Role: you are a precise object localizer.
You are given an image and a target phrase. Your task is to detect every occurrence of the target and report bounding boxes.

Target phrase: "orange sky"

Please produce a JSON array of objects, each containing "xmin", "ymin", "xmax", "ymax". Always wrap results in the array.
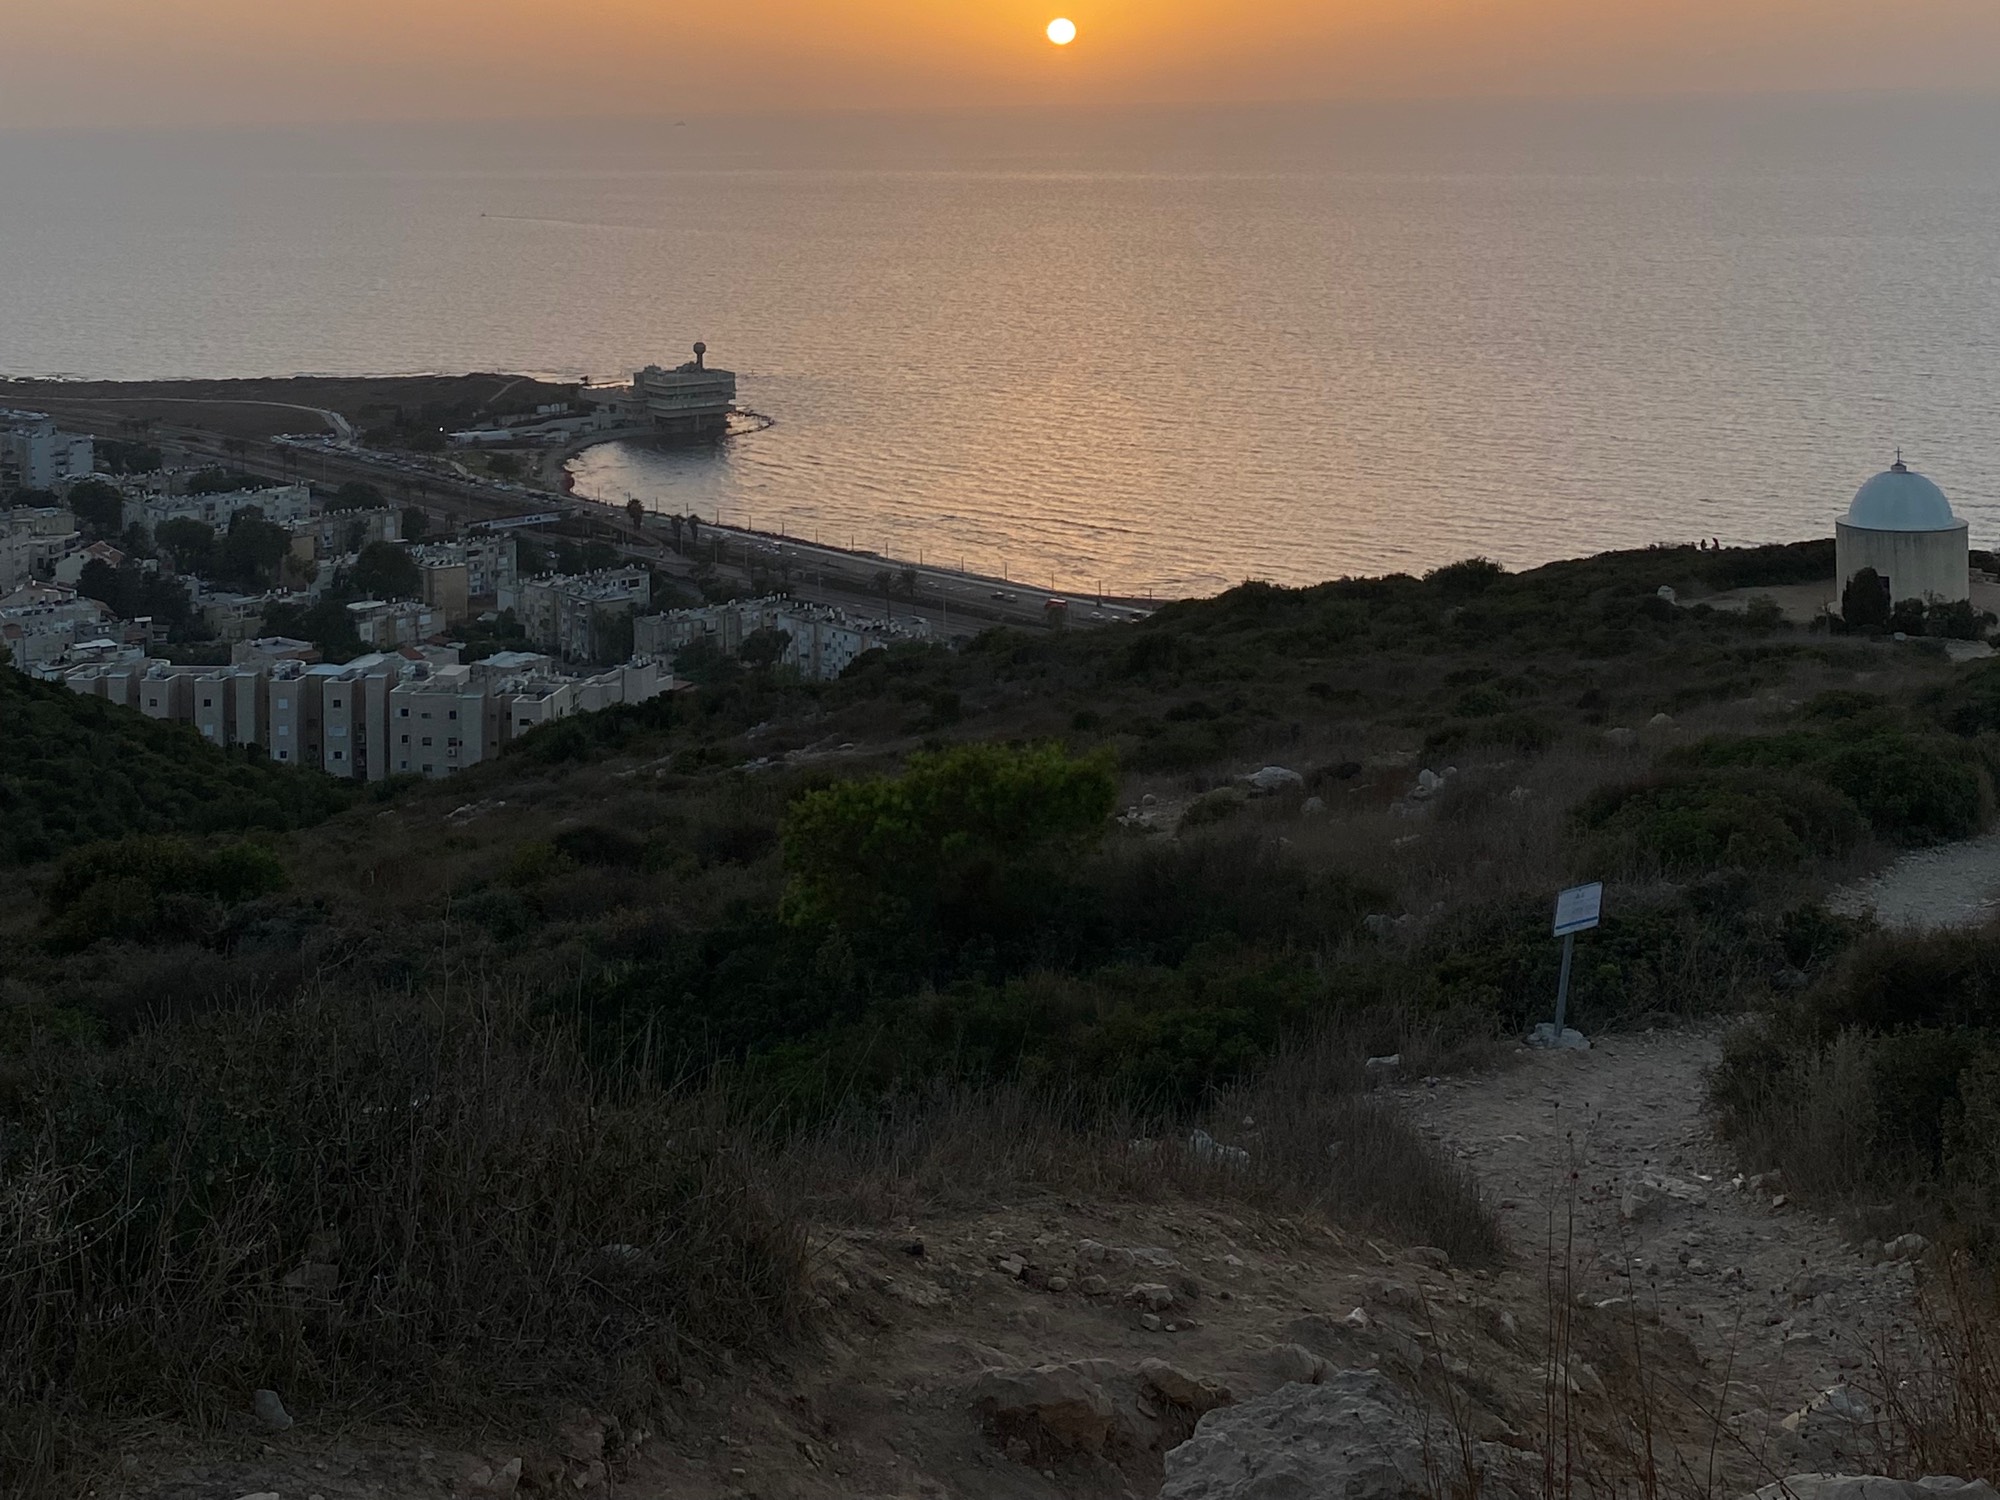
[{"xmin": 5, "ymin": 0, "xmax": 1999, "ymax": 128}]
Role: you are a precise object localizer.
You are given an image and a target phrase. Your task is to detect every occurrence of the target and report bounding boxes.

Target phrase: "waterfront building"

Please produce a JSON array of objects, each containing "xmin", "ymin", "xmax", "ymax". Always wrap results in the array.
[
  {"xmin": 1835, "ymin": 456, "xmax": 1970, "ymax": 614},
  {"xmin": 577, "ymin": 344, "xmax": 736, "ymax": 442}
]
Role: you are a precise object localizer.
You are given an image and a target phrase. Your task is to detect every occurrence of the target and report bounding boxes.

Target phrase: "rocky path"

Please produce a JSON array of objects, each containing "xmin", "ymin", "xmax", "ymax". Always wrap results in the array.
[
  {"xmin": 1828, "ymin": 832, "xmax": 2000, "ymax": 930},
  {"xmin": 1400, "ymin": 1029, "xmax": 1922, "ymax": 1469}
]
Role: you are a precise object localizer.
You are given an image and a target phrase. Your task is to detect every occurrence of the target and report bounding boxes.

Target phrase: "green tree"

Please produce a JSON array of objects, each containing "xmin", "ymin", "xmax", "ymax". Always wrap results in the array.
[
  {"xmin": 97, "ymin": 440, "xmax": 162, "ymax": 475},
  {"xmin": 346, "ymin": 540, "xmax": 421, "ymax": 600},
  {"xmin": 487, "ymin": 453, "xmax": 521, "ymax": 479},
  {"xmin": 781, "ymin": 743, "xmax": 1119, "ymax": 970},
  {"xmin": 154, "ymin": 517, "xmax": 216, "ymax": 576},
  {"xmin": 740, "ymin": 626, "xmax": 791, "ymax": 669},
  {"xmin": 5, "ymin": 487, "xmax": 60, "ymax": 509},
  {"xmin": 1842, "ymin": 568, "xmax": 1891, "ymax": 632},
  {"xmin": 77, "ymin": 561, "xmax": 200, "ymax": 639},
  {"xmin": 262, "ymin": 596, "xmax": 364, "ymax": 661},
  {"xmin": 216, "ymin": 507, "xmax": 293, "ymax": 591},
  {"xmin": 593, "ymin": 606, "xmax": 636, "ymax": 667},
  {"xmin": 66, "ymin": 479, "xmax": 124, "ymax": 538},
  {"xmin": 401, "ymin": 505, "xmax": 430, "ymax": 543}
]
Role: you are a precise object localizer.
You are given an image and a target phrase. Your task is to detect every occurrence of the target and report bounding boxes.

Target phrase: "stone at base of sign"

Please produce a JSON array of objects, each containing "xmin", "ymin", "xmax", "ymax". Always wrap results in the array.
[{"xmin": 1526, "ymin": 1023, "xmax": 1590, "ymax": 1051}]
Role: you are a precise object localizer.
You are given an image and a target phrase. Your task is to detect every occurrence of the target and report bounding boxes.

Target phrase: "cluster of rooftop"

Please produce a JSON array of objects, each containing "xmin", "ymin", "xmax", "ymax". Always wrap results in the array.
[
  {"xmin": 634, "ymin": 595, "xmax": 931, "ymax": 681},
  {"xmin": 46, "ymin": 637, "xmax": 675, "ymax": 780}
]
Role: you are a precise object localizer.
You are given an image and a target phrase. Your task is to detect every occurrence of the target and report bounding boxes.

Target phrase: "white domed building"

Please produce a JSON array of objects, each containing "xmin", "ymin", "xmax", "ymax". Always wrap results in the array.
[{"xmin": 1835, "ymin": 456, "xmax": 1968, "ymax": 616}]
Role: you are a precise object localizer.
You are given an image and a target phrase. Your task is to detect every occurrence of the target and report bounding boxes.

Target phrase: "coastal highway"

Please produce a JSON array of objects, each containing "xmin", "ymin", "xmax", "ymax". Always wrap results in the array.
[{"xmin": 42, "ymin": 401, "xmax": 1152, "ymax": 637}]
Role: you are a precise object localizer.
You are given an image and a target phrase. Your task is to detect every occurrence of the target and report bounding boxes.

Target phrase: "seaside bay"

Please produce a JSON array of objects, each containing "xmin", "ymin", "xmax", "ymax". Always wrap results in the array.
[{"xmin": 5, "ymin": 98, "xmax": 2000, "ymax": 596}]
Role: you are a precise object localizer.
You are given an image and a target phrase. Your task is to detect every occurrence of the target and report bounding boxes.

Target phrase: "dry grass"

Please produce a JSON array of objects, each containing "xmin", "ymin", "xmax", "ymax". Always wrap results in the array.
[
  {"xmin": 782, "ymin": 1031, "xmax": 1504, "ymax": 1267},
  {"xmin": 0, "ymin": 987, "xmax": 810, "ymax": 1495},
  {"xmin": 0, "ymin": 980, "xmax": 1505, "ymax": 1497},
  {"xmin": 1877, "ymin": 1251, "xmax": 2000, "ymax": 1480}
]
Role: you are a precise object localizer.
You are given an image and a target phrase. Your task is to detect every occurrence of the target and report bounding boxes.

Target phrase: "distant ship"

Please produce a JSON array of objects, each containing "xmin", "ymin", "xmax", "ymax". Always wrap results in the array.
[{"xmin": 580, "ymin": 343, "xmax": 738, "ymax": 445}]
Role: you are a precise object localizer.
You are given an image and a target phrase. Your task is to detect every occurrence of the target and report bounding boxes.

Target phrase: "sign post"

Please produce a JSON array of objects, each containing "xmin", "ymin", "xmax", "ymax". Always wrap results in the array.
[{"xmin": 1536, "ymin": 882, "xmax": 1603, "ymax": 1049}]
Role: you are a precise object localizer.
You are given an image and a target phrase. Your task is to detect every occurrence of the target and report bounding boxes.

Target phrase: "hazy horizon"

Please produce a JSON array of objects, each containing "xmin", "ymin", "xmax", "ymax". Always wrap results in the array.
[{"xmin": 7, "ymin": 0, "xmax": 2000, "ymax": 130}]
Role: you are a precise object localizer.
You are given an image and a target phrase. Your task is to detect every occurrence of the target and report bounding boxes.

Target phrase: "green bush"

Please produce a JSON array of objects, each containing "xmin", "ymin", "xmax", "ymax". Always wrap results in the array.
[
  {"xmin": 0, "ymin": 668, "xmax": 350, "ymax": 866},
  {"xmin": 40, "ymin": 836, "xmax": 289, "ymax": 952},
  {"xmin": 1671, "ymin": 718, "xmax": 1990, "ymax": 844},
  {"xmin": 781, "ymin": 742, "xmax": 1118, "ymax": 972},
  {"xmin": 1576, "ymin": 769, "xmax": 1866, "ymax": 873}
]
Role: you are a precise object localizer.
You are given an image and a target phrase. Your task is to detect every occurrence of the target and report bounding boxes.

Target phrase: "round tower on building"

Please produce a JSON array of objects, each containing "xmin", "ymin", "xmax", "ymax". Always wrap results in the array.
[{"xmin": 1835, "ymin": 456, "xmax": 1968, "ymax": 616}]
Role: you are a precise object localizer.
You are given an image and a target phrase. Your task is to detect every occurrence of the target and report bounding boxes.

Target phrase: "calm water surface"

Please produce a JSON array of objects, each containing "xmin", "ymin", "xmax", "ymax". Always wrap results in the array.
[{"xmin": 4, "ymin": 99, "xmax": 1999, "ymax": 595}]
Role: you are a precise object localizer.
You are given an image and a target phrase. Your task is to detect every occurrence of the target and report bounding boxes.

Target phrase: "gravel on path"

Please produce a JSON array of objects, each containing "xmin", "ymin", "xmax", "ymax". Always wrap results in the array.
[
  {"xmin": 1399, "ymin": 1030, "xmax": 1921, "ymax": 1461},
  {"xmin": 1828, "ymin": 832, "xmax": 2000, "ymax": 930}
]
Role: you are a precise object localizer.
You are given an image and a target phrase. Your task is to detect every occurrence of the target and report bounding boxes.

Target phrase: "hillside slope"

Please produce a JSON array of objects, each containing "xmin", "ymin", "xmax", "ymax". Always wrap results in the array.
[{"xmin": 0, "ymin": 666, "xmax": 352, "ymax": 865}]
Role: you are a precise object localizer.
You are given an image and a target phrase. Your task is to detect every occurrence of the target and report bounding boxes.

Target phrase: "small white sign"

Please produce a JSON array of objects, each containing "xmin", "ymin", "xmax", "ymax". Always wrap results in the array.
[{"xmin": 1553, "ymin": 882, "xmax": 1604, "ymax": 937}]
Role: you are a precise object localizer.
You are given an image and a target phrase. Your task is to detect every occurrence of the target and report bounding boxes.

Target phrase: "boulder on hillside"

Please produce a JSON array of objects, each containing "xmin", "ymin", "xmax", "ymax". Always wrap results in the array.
[
  {"xmin": 970, "ymin": 1363, "xmax": 1120, "ymax": 1457},
  {"xmin": 1161, "ymin": 1368, "xmax": 1529, "ymax": 1500},
  {"xmin": 1752, "ymin": 1478, "xmax": 2000, "ymax": 1500},
  {"xmin": 1240, "ymin": 766, "xmax": 1305, "ymax": 796}
]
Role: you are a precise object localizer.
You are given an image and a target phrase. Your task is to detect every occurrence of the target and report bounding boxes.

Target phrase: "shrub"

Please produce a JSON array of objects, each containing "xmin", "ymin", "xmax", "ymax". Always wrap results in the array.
[
  {"xmin": 1179, "ymin": 785, "xmax": 1249, "ymax": 829},
  {"xmin": 1842, "ymin": 567, "xmax": 1891, "ymax": 631},
  {"xmin": 1575, "ymin": 769, "xmax": 1866, "ymax": 873},
  {"xmin": 40, "ymin": 836, "xmax": 288, "ymax": 952},
  {"xmin": 1424, "ymin": 557, "xmax": 1505, "ymax": 598},
  {"xmin": 781, "ymin": 743, "xmax": 1117, "ymax": 956},
  {"xmin": 0, "ymin": 669, "xmax": 350, "ymax": 866},
  {"xmin": 1673, "ymin": 720, "xmax": 1990, "ymax": 844}
]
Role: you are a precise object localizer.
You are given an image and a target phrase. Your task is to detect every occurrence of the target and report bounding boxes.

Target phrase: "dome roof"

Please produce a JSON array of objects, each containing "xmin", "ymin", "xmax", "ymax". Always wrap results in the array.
[{"xmin": 1845, "ymin": 459, "xmax": 1958, "ymax": 532}]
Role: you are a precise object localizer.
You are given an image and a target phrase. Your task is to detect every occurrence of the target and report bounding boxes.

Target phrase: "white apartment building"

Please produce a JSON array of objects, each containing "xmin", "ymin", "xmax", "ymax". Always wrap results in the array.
[
  {"xmin": 291, "ymin": 506, "xmax": 401, "ymax": 564},
  {"xmin": 632, "ymin": 596, "xmax": 929, "ymax": 681},
  {"xmin": 504, "ymin": 568, "xmax": 652, "ymax": 662},
  {"xmin": 1, "ymin": 506, "xmax": 80, "ymax": 590},
  {"xmin": 265, "ymin": 660, "xmax": 311, "ymax": 766},
  {"xmin": 389, "ymin": 663, "xmax": 487, "ymax": 778},
  {"xmin": 411, "ymin": 535, "xmax": 516, "ymax": 600},
  {"xmin": 346, "ymin": 598, "xmax": 439, "ymax": 650},
  {"xmin": 0, "ymin": 583, "xmax": 112, "ymax": 668},
  {"xmin": 137, "ymin": 663, "xmax": 193, "ymax": 723},
  {"xmin": 634, "ymin": 596, "xmax": 789, "ymax": 659},
  {"xmin": 137, "ymin": 483, "xmax": 313, "ymax": 538},
  {"xmin": 1, "ymin": 410, "xmax": 93, "ymax": 492},
  {"xmin": 43, "ymin": 642, "xmax": 673, "ymax": 781}
]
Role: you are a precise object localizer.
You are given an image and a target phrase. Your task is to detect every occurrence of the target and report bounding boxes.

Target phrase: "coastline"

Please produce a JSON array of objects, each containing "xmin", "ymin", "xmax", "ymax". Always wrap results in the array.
[{"xmin": 5, "ymin": 371, "xmax": 1159, "ymax": 632}]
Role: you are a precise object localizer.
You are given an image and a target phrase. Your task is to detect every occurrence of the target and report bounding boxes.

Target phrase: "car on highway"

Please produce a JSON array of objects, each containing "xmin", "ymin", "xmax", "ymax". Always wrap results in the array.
[{"xmin": 990, "ymin": 590, "xmax": 1019, "ymax": 603}]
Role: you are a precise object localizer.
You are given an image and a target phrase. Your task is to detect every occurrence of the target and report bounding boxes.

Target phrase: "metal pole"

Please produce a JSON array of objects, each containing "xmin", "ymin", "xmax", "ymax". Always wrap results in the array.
[{"xmin": 1554, "ymin": 931, "xmax": 1576, "ymax": 1034}]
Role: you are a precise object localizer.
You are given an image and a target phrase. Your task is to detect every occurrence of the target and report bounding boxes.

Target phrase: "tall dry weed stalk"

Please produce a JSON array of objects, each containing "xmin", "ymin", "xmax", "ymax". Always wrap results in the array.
[
  {"xmin": 1877, "ymin": 1250, "xmax": 2000, "ymax": 1479},
  {"xmin": 0, "ymin": 987, "xmax": 810, "ymax": 1496}
]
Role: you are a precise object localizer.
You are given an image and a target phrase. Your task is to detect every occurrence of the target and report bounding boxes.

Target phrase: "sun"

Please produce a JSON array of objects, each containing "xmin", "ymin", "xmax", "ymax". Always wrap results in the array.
[{"xmin": 1046, "ymin": 17, "xmax": 1077, "ymax": 45}]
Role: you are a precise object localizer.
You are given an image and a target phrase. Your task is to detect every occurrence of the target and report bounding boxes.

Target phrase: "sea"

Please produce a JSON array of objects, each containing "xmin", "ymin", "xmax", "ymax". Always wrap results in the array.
[{"xmin": 4, "ymin": 96, "xmax": 2000, "ymax": 597}]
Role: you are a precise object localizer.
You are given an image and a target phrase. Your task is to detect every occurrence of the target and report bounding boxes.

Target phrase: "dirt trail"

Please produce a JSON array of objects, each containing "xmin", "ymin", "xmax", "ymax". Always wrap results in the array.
[
  {"xmin": 1401, "ymin": 1029, "xmax": 1921, "ymax": 1455},
  {"xmin": 1828, "ymin": 832, "xmax": 2000, "ymax": 930},
  {"xmin": 101, "ymin": 1031, "xmax": 1932, "ymax": 1500}
]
